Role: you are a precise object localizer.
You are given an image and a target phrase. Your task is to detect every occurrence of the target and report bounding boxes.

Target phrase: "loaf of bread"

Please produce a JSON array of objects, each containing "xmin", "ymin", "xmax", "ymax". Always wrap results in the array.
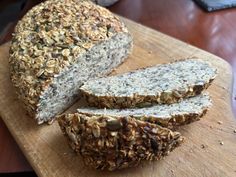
[
  {"xmin": 9, "ymin": 0, "xmax": 133, "ymax": 124},
  {"xmin": 80, "ymin": 59, "xmax": 217, "ymax": 108},
  {"xmin": 58, "ymin": 113, "xmax": 183, "ymax": 170},
  {"xmin": 77, "ymin": 93, "xmax": 211, "ymax": 129}
]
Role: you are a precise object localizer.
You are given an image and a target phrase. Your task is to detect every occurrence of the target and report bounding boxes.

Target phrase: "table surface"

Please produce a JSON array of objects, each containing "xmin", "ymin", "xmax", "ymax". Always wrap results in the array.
[{"xmin": 0, "ymin": 0, "xmax": 236, "ymax": 174}]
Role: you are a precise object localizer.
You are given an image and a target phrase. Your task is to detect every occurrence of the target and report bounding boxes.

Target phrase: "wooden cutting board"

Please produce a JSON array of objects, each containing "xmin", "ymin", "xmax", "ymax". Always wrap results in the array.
[{"xmin": 0, "ymin": 17, "xmax": 236, "ymax": 177}]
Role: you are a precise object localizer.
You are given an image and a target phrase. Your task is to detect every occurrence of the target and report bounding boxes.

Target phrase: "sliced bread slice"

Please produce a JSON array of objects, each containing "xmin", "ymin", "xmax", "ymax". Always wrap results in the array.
[
  {"xmin": 80, "ymin": 59, "xmax": 217, "ymax": 108},
  {"xmin": 77, "ymin": 93, "xmax": 212, "ymax": 129},
  {"xmin": 58, "ymin": 113, "xmax": 183, "ymax": 171}
]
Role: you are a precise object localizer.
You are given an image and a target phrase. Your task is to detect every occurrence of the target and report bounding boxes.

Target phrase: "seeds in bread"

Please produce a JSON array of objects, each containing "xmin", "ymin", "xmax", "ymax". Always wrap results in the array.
[
  {"xmin": 58, "ymin": 113, "xmax": 184, "ymax": 170},
  {"xmin": 80, "ymin": 59, "xmax": 217, "ymax": 108},
  {"xmin": 9, "ymin": 0, "xmax": 133, "ymax": 124},
  {"xmin": 77, "ymin": 93, "xmax": 212, "ymax": 129}
]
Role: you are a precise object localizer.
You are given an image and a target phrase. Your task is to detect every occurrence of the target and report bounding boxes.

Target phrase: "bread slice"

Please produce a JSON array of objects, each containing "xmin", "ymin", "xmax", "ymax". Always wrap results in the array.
[
  {"xmin": 9, "ymin": 0, "xmax": 133, "ymax": 124},
  {"xmin": 77, "ymin": 93, "xmax": 211, "ymax": 129},
  {"xmin": 80, "ymin": 59, "xmax": 217, "ymax": 108},
  {"xmin": 58, "ymin": 113, "xmax": 184, "ymax": 171}
]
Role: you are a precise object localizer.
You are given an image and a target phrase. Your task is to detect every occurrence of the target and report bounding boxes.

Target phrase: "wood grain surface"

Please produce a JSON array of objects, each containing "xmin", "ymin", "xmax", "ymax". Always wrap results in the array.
[{"xmin": 0, "ymin": 17, "xmax": 236, "ymax": 177}]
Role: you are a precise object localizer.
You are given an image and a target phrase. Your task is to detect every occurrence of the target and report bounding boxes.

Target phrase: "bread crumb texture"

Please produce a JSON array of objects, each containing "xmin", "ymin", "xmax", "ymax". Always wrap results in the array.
[{"xmin": 9, "ymin": 0, "xmax": 128, "ymax": 114}]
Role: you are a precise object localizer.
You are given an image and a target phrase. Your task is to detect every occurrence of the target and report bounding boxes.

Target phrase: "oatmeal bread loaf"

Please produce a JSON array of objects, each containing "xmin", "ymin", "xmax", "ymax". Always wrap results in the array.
[
  {"xmin": 80, "ymin": 59, "xmax": 217, "ymax": 108},
  {"xmin": 77, "ymin": 93, "xmax": 212, "ymax": 129},
  {"xmin": 9, "ymin": 0, "xmax": 133, "ymax": 124},
  {"xmin": 58, "ymin": 113, "xmax": 183, "ymax": 170},
  {"xmin": 90, "ymin": 0, "xmax": 119, "ymax": 6}
]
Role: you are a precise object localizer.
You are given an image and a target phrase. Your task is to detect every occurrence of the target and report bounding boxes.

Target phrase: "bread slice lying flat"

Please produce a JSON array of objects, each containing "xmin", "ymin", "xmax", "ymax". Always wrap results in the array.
[
  {"xmin": 58, "ymin": 113, "xmax": 183, "ymax": 171},
  {"xmin": 80, "ymin": 59, "xmax": 217, "ymax": 108},
  {"xmin": 9, "ymin": 0, "xmax": 133, "ymax": 124},
  {"xmin": 77, "ymin": 93, "xmax": 211, "ymax": 129}
]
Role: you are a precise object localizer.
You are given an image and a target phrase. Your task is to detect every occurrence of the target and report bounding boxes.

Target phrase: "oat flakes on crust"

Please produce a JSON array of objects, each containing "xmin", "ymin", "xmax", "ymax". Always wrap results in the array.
[
  {"xmin": 9, "ymin": 0, "xmax": 129, "ymax": 119},
  {"xmin": 58, "ymin": 113, "xmax": 184, "ymax": 170}
]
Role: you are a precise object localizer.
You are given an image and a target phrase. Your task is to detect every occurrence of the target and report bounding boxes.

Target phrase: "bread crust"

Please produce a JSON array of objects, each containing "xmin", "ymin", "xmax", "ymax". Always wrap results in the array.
[
  {"xmin": 9, "ymin": 0, "xmax": 131, "ymax": 123},
  {"xmin": 78, "ymin": 109, "xmax": 208, "ymax": 130},
  {"xmin": 58, "ymin": 113, "xmax": 184, "ymax": 170}
]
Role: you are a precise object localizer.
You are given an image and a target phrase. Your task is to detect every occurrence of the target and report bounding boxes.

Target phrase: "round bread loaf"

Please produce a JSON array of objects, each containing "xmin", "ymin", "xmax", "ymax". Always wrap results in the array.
[{"xmin": 9, "ymin": 0, "xmax": 133, "ymax": 124}]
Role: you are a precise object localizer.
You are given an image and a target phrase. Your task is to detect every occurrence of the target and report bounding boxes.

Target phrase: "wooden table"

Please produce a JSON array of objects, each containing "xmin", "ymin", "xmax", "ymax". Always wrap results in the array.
[{"xmin": 0, "ymin": 0, "xmax": 236, "ymax": 174}]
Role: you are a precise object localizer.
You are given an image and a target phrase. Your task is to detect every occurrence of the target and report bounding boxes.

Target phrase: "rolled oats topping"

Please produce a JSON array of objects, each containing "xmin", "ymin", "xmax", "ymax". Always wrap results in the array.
[
  {"xmin": 58, "ymin": 113, "xmax": 184, "ymax": 170},
  {"xmin": 9, "ymin": 0, "xmax": 131, "ymax": 122}
]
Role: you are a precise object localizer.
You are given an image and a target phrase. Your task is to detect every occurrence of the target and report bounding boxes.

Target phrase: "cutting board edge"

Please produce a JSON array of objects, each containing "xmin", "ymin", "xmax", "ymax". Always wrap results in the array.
[{"xmin": 0, "ymin": 111, "xmax": 44, "ymax": 177}]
